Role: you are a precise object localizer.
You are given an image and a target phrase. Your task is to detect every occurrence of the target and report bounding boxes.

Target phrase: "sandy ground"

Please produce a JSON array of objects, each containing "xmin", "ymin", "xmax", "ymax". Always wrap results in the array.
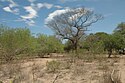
[
  {"xmin": 119, "ymin": 56, "xmax": 125, "ymax": 83},
  {"xmin": 0, "ymin": 54, "xmax": 125, "ymax": 83}
]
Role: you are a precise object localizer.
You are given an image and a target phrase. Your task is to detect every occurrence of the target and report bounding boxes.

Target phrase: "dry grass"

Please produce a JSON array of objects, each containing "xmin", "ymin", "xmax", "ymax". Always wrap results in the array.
[{"xmin": 0, "ymin": 54, "xmax": 123, "ymax": 83}]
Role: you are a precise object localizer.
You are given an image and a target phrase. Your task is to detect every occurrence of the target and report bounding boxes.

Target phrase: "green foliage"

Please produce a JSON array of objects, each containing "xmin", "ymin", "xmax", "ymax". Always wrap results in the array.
[
  {"xmin": 64, "ymin": 40, "xmax": 74, "ymax": 52},
  {"xmin": 113, "ymin": 22, "xmax": 125, "ymax": 50},
  {"xmin": 82, "ymin": 32, "xmax": 108, "ymax": 54},
  {"xmin": 59, "ymin": 22, "xmax": 125, "ymax": 57},
  {"xmin": 103, "ymin": 33, "xmax": 125, "ymax": 57},
  {"xmin": 0, "ymin": 25, "xmax": 34, "ymax": 61},
  {"xmin": 1, "ymin": 22, "xmax": 125, "ymax": 60},
  {"xmin": 46, "ymin": 60, "xmax": 60, "ymax": 73},
  {"xmin": 0, "ymin": 25, "xmax": 64, "ymax": 60},
  {"xmin": 35, "ymin": 34, "xmax": 64, "ymax": 57},
  {"xmin": 103, "ymin": 35, "xmax": 116, "ymax": 50}
]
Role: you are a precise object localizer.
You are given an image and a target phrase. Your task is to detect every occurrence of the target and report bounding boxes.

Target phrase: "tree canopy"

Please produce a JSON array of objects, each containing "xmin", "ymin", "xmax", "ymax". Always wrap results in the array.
[{"xmin": 46, "ymin": 7, "xmax": 103, "ymax": 51}]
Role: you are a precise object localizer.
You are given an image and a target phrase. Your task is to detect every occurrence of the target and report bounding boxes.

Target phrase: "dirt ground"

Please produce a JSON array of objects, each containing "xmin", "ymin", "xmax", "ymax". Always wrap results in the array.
[
  {"xmin": 119, "ymin": 56, "xmax": 125, "ymax": 83},
  {"xmin": 0, "ymin": 54, "xmax": 125, "ymax": 83}
]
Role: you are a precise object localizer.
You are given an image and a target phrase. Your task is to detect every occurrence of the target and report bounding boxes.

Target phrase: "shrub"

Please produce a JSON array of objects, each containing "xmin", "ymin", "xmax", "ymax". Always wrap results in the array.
[{"xmin": 46, "ymin": 60, "xmax": 60, "ymax": 73}]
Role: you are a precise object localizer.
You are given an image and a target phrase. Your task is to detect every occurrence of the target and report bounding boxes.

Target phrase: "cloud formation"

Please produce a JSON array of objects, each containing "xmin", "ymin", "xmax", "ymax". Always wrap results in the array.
[
  {"xmin": 54, "ymin": 5, "xmax": 62, "ymax": 9},
  {"xmin": 45, "ymin": 8, "xmax": 70, "ymax": 23},
  {"xmin": 21, "ymin": 1, "xmax": 63, "ymax": 26},
  {"xmin": 35, "ymin": 3, "xmax": 53, "ymax": 9},
  {"xmin": 45, "ymin": 8, "xmax": 89, "ymax": 24},
  {"xmin": 28, "ymin": 0, "xmax": 36, "ymax": 3},
  {"xmin": 2, "ymin": 0, "xmax": 19, "ymax": 14},
  {"xmin": 25, "ymin": 19, "xmax": 35, "ymax": 26},
  {"xmin": 1, "ymin": 0, "xmax": 63, "ymax": 26},
  {"xmin": 9, "ymin": 0, "xmax": 18, "ymax": 8},
  {"xmin": 20, "ymin": 6, "xmax": 38, "ymax": 26},
  {"xmin": 21, "ymin": 6, "xmax": 37, "ymax": 19},
  {"xmin": 31, "ymin": 2, "xmax": 62, "ymax": 10},
  {"xmin": 0, "ymin": 0, "xmax": 18, "ymax": 7},
  {"xmin": 3, "ymin": 6, "xmax": 19, "ymax": 14},
  {"xmin": 3, "ymin": 6, "xmax": 13, "ymax": 12}
]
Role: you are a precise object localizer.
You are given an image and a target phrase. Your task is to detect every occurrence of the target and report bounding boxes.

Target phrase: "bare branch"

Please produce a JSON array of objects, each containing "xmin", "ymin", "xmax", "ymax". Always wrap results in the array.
[{"xmin": 46, "ymin": 7, "xmax": 103, "ymax": 50}]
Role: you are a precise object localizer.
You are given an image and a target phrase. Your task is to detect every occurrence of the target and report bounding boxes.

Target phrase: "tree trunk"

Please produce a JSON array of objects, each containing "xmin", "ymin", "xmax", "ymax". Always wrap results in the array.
[
  {"xmin": 71, "ymin": 40, "xmax": 78, "ymax": 53},
  {"xmin": 108, "ymin": 49, "xmax": 112, "ymax": 58},
  {"xmin": 74, "ymin": 42, "xmax": 78, "ymax": 53}
]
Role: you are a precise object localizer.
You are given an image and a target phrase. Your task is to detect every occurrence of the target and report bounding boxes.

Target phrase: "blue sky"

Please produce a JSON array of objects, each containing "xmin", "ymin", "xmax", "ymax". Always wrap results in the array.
[{"xmin": 0, "ymin": 0, "xmax": 125, "ymax": 35}]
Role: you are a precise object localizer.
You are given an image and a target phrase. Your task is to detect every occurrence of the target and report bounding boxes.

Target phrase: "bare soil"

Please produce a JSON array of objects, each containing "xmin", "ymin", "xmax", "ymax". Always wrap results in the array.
[{"xmin": 0, "ymin": 54, "xmax": 125, "ymax": 83}]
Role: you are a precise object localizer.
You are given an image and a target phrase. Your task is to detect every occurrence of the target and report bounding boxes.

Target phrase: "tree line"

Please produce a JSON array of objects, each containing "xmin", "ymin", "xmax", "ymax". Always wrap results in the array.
[
  {"xmin": 0, "ymin": 22, "xmax": 125, "ymax": 61},
  {"xmin": 0, "ymin": 25, "xmax": 64, "ymax": 62},
  {"xmin": 81, "ymin": 22, "xmax": 125, "ymax": 58}
]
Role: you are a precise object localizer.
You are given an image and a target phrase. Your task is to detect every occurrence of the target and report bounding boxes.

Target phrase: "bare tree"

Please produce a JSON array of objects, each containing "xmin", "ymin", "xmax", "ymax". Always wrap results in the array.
[{"xmin": 46, "ymin": 7, "xmax": 103, "ymax": 52}]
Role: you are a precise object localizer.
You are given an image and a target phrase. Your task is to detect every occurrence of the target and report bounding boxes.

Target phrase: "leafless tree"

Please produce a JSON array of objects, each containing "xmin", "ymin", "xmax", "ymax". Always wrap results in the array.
[{"xmin": 46, "ymin": 7, "xmax": 103, "ymax": 51}]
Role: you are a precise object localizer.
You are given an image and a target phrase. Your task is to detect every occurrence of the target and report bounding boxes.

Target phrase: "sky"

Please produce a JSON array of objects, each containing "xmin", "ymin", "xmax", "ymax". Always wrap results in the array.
[{"xmin": 0, "ymin": 0, "xmax": 125, "ymax": 35}]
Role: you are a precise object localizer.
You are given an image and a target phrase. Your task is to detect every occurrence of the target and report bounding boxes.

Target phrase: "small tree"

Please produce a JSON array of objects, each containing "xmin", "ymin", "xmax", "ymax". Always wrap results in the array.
[
  {"xmin": 113, "ymin": 22, "xmax": 125, "ymax": 54},
  {"xmin": 0, "ymin": 25, "xmax": 33, "ymax": 61},
  {"xmin": 81, "ymin": 32, "xmax": 108, "ymax": 54},
  {"xmin": 36, "ymin": 34, "xmax": 64, "ymax": 57},
  {"xmin": 46, "ymin": 7, "xmax": 102, "ymax": 52},
  {"xmin": 103, "ymin": 35, "xmax": 117, "ymax": 58}
]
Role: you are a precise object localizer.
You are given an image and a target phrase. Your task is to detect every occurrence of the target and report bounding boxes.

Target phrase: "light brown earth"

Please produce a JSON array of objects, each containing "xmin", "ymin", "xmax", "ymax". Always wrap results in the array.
[
  {"xmin": 0, "ymin": 54, "xmax": 125, "ymax": 83},
  {"xmin": 119, "ymin": 56, "xmax": 125, "ymax": 83}
]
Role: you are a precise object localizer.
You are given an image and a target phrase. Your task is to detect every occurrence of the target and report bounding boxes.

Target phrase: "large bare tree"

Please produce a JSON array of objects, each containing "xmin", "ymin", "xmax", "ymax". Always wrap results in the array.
[{"xmin": 45, "ymin": 7, "xmax": 103, "ymax": 51}]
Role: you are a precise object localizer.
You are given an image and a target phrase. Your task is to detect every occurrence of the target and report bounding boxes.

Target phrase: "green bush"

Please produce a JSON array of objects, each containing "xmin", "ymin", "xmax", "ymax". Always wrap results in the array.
[
  {"xmin": 46, "ymin": 60, "xmax": 60, "ymax": 73},
  {"xmin": 0, "ymin": 25, "xmax": 34, "ymax": 61}
]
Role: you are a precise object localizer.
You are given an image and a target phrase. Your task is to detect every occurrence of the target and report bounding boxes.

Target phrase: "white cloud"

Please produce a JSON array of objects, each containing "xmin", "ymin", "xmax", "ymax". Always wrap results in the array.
[
  {"xmin": 35, "ymin": 3, "xmax": 62, "ymax": 10},
  {"xmin": 20, "ymin": 6, "xmax": 38, "ymax": 26},
  {"xmin": 28, "ymin": 0, "xmax": 36, "ymax": 3},
  {"xmin": 2, "ymin": 0, "xmax": 19, "ymax": 14},
  {"xmin": 36, "ymin": 3, "xmax": 44, "ymax": 9},
  {"xmin": 1, "ymin": 0, "xmax": 18, "ymax": 7},
  {"xmin": 20, "ymin": 2, "xmax": 56, "ymax": 26},
  {"xmin": 15, "ymin": 18, "xmax": 35, "ymax": 26},
  {"xmin": 9, "ymin": 0, "xmax": 18, "ymax": 8},
  {"xmin": 3, "ymin": 6, "xmax": 19, "ymax": 14},
  {"xmin": 45, "ymin": 8, "xmax": 70, "ymax": 23},
  {"xmin": 28, "ymin": 0, "xmax": 54, "ymax": 9},
  {"xmin": 45, "ymin": 7, "xmax": 91, "ymax": 24},
  {"xmin": 21, "ymin": 6, "xmax": 37, "ymax": 19},
  {"xmin": 35, "ymin": 3, "xmax": 53, "ymax": 9},
  {"xmin": 3, "ymin": 6, "xmax": 12, "ymax": 12},
  {"xmin": 21, "ymin": 2, "xmax": 62, "ymax": 26},
  {"xmin": 54, "ymin": 5, "xmax": 62, "ymax": 9},
  {"xmin": 43, "ymin": 3, "xmax": 53, "ymax": 9},
  {"xmin": 1, "ymin": 0, "xmax": 63, "ymax": 26},
  {"xmin": 25, "ymin": 19, "xmax": 35, "ymax": 26}
]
